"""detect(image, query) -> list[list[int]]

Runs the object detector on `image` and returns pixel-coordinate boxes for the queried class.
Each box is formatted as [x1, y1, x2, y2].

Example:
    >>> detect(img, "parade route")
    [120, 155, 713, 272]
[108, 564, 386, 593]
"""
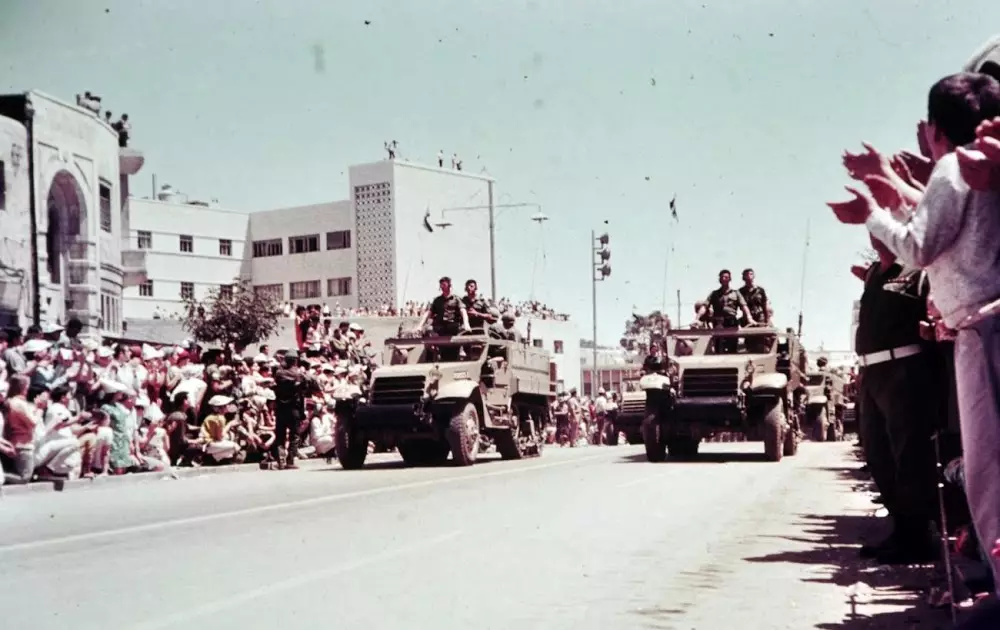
[0, 442, 945, 629]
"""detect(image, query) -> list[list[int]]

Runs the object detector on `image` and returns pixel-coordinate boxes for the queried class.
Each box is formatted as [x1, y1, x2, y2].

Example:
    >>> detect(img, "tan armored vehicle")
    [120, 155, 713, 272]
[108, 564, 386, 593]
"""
[801, 369, 847, 442]
[612, 378, 646, 445]
[640, 327, 804, 462]
[335, 332, 552, 469]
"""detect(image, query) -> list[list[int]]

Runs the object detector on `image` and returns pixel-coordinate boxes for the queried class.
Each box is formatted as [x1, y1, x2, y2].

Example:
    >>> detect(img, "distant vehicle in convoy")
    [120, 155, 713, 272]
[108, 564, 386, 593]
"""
[335, 331, 552, 469]
[613, 379, 646, 445]
[801, 370, 847, 442]
[640, 327, 805, 462]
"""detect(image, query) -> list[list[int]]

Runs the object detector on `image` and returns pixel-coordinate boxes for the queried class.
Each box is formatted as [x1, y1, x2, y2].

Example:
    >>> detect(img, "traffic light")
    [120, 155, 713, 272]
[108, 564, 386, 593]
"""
[594, 233, 611, 280]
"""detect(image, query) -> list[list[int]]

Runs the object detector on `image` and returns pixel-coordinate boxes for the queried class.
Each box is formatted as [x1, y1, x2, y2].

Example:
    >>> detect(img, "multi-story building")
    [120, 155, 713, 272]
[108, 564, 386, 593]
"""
[580, 346, 642, 397]
[248, 200, 356, 310]
[122, 191, 250, 319]
[0, 90, 146, 335]
[513, 316, 580, 394]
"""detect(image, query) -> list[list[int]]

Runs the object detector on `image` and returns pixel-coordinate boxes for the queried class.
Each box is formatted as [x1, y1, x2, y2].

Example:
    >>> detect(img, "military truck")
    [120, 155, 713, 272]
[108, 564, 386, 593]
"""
[801, 370, 847, 442]
[335, 331, 552, 469]
[640, 327, 804, 462]
[613, 379, 646, 445]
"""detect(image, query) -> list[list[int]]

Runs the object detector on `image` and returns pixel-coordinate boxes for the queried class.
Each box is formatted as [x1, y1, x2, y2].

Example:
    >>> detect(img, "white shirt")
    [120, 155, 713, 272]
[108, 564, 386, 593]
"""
[594, 395, 609, 415]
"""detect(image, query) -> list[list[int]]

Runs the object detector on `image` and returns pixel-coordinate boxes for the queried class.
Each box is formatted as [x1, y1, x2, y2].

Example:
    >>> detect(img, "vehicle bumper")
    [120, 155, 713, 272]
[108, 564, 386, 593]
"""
[668, 396, 743, 425]
[354, 404, 433, 432]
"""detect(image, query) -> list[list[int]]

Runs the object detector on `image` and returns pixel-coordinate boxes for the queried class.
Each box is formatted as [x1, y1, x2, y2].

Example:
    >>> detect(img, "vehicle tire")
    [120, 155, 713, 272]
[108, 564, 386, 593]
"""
[666, 436, 700, 459]
[828, 418, 844, 442]
[811, 408, 828, 442]
[642, 413, 667, 462]
[763, 402, 784, 462]
[398, 440, 449, 467]
[335, 419, 368, 470]
[447, 402, 481, 466]
[495, 428, 523, 460]
[627, 431, 644, 445]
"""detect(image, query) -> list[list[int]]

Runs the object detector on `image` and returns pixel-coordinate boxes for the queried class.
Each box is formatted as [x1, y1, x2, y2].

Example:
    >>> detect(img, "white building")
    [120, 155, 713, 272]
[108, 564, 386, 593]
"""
[514, 316, 581, 394]
[123, 191, 250, 319]
[248, 200, 356, 310]
[0, 90, 146, 335]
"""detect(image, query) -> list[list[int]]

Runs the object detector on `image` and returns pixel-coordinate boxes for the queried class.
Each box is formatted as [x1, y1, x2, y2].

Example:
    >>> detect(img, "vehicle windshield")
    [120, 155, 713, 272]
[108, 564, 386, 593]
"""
[704, 334, 778, 355]
[621, 379, 642, 393]
[385, 341, 486, 364]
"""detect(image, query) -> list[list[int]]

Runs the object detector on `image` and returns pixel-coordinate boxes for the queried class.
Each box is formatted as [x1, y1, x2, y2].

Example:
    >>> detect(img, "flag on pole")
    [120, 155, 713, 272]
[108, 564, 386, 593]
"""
[423, 207, 434, 233]
[669, 194, 678, 221]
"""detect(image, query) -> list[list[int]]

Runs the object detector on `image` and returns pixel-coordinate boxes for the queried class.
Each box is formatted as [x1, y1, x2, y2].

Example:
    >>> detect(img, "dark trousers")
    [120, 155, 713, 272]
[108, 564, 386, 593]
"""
[859, 355, 942, 542]
[272, 407, 302, 464]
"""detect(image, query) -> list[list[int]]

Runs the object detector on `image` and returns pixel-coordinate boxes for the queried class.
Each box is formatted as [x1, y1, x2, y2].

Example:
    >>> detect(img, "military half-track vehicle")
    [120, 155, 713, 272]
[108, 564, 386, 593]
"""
[640, 327, 805, 462]
[801, 370, 847, 442]
[335, 331, 552, 469]
[613, 378, 646, 445]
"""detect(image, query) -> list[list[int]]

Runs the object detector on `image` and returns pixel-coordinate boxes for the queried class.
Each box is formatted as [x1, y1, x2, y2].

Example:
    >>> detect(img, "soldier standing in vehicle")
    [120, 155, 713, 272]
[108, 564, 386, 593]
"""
[696, 269, 756, 352]
[462, 279, 495, 331]
[490, 312, 521, 343]
[271, 350, 316, 470]
[739, 268, 770, 326]
[415, 276, 470, 361]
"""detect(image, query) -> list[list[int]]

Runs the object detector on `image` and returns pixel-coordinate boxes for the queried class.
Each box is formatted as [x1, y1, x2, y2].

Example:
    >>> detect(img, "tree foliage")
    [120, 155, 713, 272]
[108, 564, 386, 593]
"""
[180, 278, 283, 351]
[619, 310, 672, 355]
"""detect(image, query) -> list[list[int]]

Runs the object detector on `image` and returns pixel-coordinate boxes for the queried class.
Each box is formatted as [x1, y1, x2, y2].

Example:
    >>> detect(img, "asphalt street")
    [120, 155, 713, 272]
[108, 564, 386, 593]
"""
[0, 442, 942, 630]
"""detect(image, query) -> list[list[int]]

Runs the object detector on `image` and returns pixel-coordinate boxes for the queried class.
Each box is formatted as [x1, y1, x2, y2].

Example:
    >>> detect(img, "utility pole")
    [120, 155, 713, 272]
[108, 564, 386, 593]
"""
[676, 289, 681, 328]
[591, 226, 611, 399]
[487, 180, 496, 299]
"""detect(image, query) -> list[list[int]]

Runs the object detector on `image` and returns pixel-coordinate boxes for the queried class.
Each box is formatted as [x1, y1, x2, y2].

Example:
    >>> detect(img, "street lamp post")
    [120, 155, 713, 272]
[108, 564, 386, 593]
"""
[435, 200, 546, 299]
[592, 226, 611, 403]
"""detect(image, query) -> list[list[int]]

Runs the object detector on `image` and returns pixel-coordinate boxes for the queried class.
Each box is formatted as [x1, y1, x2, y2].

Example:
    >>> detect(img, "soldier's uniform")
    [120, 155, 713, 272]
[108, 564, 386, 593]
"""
[489, 314, 521, 343]
[855, 262, 942, 563]
[271, 351, 316, 469]
[642, 351, 665, 374]
[706, 288, 748, 353]
[429, 294, 465, 337]
[462, 294, 492, 331]
[739, 285, 769, 325]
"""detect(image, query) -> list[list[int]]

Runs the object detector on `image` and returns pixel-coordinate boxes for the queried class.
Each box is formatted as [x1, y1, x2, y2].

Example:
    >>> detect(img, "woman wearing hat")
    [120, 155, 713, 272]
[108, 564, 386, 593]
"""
[198, 395, 241, 463]
[100, 380, 137, 474]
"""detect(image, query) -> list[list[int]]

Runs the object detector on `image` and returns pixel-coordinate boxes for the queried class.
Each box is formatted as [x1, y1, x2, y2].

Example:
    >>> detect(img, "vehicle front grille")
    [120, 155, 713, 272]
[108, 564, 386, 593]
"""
[370, 376, 426, 406]
[843, 407, 857, 423]
[620, 399, 645, 414]
[681, 368, 739, 397]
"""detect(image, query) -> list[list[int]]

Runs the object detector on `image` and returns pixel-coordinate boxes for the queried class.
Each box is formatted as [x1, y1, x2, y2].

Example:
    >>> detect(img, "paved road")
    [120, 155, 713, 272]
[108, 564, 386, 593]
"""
[0, 442, 937, 629]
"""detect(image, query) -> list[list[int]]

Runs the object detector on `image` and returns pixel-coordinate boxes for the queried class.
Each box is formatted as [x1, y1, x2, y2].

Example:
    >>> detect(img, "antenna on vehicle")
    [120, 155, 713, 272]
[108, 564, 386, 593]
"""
[797, 218, 810, 339]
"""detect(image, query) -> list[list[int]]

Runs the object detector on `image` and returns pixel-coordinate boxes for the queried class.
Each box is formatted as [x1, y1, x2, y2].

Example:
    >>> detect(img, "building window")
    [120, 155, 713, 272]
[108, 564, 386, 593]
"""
[99, 183, 112, 233]
[180, 282, 194, 300]
[139, 280, 154, 297]
[219, 239, 232, 257]
[553, 340, 564, 354]
[0, 160, 6, 211]
[68, 265, 88, 285]
[137, 230, 152, 249]
[254, 284, 283, 302]
[326, 230, 351, 250]
[289, 280, 321, 300]
[179, 235, 193, 253]
[252, 239, 283, 258]
[533, 339, 543, 348]
[289, 234, 320, 254]
[327, 277, 352, 297]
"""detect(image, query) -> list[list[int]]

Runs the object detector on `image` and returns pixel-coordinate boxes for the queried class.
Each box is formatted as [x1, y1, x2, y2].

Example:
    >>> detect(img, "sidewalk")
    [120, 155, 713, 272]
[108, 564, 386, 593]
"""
[1, 458, 335, 497]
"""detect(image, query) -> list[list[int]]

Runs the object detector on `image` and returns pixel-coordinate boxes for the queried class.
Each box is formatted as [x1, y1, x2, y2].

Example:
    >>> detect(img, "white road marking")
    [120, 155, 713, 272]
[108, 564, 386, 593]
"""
[0, 452, 612, 555]
[130, 530, 463, 630]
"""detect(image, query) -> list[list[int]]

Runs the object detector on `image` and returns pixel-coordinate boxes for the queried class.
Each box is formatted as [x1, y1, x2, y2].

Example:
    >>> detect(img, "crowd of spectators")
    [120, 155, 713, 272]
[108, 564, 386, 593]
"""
[0, 315, 375, 487]
[281, 298, 570, 321]
[824, 36, 1000, 625]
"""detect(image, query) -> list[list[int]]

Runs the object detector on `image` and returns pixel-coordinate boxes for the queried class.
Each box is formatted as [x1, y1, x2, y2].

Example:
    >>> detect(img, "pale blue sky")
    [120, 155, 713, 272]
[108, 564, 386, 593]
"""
[2, 0, 997, 348]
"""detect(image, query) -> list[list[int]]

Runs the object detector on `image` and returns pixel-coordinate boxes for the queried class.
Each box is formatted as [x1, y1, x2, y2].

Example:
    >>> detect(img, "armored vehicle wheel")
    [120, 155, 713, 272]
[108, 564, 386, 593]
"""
[447, 402, 481, 466]
[642, 413, 667, 462]
[762, 402, 784, 462]
[666, 436, 700, 459]
[811, 408, 828, 442]
[335, 422, 368, 470]
[827, 417, 844, 442]
[398, 440, 449, 467]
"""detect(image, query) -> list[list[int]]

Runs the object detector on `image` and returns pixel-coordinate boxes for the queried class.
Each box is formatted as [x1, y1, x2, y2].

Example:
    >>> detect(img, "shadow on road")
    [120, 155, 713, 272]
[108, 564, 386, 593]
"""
[616, 451, 770, 465]
[744, 513, 949, 628]
[312, 454, 508, 472]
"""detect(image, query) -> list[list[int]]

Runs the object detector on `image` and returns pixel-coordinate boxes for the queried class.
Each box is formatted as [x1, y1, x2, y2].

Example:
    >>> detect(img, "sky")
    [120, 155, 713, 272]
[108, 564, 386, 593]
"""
[3, 0, 998, 349]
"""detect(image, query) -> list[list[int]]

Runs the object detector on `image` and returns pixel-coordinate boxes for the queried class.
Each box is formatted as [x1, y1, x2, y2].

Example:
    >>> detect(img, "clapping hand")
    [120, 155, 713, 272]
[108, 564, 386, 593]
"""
[895, 151, 933, 187]
[850, 265, 868, 281]
[957, 116, 1000, 191]
[861, 175, 904, 213]
[843, 142, 890, 182]
[826, 187, 874, 224]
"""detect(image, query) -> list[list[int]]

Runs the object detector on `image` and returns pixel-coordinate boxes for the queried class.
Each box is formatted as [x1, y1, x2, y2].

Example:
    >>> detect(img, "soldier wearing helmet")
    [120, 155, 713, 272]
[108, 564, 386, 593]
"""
[490, 312, 521, 343]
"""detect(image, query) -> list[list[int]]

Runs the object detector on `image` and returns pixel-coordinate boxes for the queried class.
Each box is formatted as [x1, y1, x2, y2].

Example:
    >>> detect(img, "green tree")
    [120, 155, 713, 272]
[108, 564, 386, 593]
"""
[619, 310, 672, 354]
[180, 278, 283, 355]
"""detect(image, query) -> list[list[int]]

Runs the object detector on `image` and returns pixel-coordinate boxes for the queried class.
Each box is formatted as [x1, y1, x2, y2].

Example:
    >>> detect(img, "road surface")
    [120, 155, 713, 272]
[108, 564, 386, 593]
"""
[0, 442, 943, 629]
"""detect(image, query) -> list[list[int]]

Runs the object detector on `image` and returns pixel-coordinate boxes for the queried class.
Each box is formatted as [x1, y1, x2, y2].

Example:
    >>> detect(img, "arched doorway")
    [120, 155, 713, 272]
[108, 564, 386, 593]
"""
[45, 170, 87, 320]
